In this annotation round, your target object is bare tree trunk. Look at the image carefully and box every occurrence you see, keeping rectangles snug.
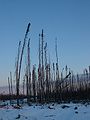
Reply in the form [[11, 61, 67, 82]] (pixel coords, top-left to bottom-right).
[[32, 65, 36, 102], [17, 23, 31, 106]]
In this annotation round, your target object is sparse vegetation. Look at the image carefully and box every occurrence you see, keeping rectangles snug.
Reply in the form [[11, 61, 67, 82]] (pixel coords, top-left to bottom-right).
[[2, 23, 90, 105]]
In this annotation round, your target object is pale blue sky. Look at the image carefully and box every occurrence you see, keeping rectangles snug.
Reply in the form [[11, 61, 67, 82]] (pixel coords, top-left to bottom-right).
[[0, 0, 90, 86]]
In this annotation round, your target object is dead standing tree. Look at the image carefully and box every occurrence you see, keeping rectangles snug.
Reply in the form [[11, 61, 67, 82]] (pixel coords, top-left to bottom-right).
[[32, 65, 37, 102], [16, 23, 31, 106], [25, 38, 31, 103], [16, 41, 21, 94], [38, 34, 42, 102], [40, 29, 45, 102], [27, 38, 31, 102], [44, 43, 49, 101], [55, 39, 60, 101]]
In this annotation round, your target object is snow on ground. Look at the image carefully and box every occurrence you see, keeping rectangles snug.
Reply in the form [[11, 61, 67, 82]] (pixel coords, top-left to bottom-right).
[[0, 102, 90, 120]]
